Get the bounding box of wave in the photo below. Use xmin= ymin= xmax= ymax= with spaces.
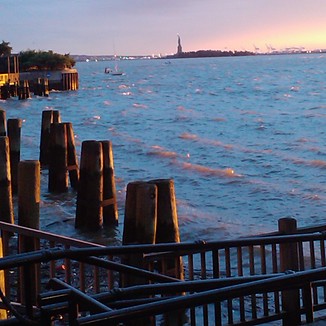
xmin=174 ymin=160 xmax=242 ymax=178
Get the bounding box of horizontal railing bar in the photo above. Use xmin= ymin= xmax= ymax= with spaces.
xmin=93 ymin=274 xmax=282 ymax=302
xmin=261 ymin=224 xmax=326 ymax=237
xmin=81 ymin=256 xmax=179 ymax=283
xmin=76 ymin=267 xmax=326 ymax=325
xmin=0 ymin=222 xmax=104 ymax=248
xmin=48 ymin=278 xmax=112 ymax=313
xmin=1 ymin=222 xmax=326 ymax=260
xmin=0 ymin=229 xmax=325 ymax=271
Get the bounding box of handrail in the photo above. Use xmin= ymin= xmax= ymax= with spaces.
xmin=0 ymin=222 xmax=103 ymax=248
xmin=76 ymin=267 xmax=326 ymax=325
xmin=1 ymin=221 xmax=326 ymax=257
xmin=2 ymin=221 xmax=326 ymax=325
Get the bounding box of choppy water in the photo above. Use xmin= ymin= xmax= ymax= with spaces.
xmin=1 ymin=54 xmax=326 ymax=244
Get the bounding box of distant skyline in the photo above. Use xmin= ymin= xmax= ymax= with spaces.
xmin=1 ymin=1 xmax=326 ymax=56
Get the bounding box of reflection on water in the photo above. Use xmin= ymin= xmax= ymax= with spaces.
xmin=2 ymin=54 xmax=326 ymax=244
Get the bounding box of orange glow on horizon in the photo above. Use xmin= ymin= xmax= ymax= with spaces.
xmin=189 ymin=24 xmax=326 ymax=53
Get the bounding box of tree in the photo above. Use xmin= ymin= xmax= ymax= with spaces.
xmin=0 ymin=41 xmax=12 ymax=56
xmin=19 ymin=50 xmax=76 ymax=71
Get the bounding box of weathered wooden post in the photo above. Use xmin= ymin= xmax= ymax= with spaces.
xmin=40 ymin=110 xmax=52 ymax=166
xmin=135 ymin=183 xmax=157 ymax=244
xmin=0 ymin=109 xmax=6 ymax=136
xmin=43 ymin=78 xmax=49 ymax=96
xmin=48 ymin=123 xmax=68 ymax=192
xmin=100 ymin=141 xmax=118 ymax=225
xmin=149 ymin=178 xmax=183 ymax=280
xmin=52 ymin=110 xmax=61 ymax=124
xmin=18 ymin=160 xmax=40 ymax=229
xmin=18 ymin=160 xmax=40 ymax=313
xmin=7 ymin=118 xmax=22 ymax=194
xmin=39 ymin=110 xmax=61 ymax=166
xmin=0 ymin=237 xmax=7 ymax=319
xmin=75 ymin=141 xmax=103 ymax=230
xmin=65 ymin=122 xmax=79 ymax=189
xmin=122 ymin=181 xmax=157 ymax=288
xmin=122 ymin=181 xmax=143 ymax=245
xmin=278 ymin=217 xmax=301 ymax=325
xmin=0 ymin=137 xmax=14 ymax=224
xmin=149 ymin=179 xmax=181 ymax=243
xmin=18 ymin=80 xmax=30 ymax=100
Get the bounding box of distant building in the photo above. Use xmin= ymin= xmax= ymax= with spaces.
xmin=177 ymin=35 xmax=183 ymax=55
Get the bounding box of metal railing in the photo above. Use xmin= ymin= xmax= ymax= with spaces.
xmin=0 ymin=221 xmax=326 ymax=325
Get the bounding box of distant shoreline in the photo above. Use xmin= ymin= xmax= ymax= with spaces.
xmin=71 ymin=49 xmax=326 ymax=62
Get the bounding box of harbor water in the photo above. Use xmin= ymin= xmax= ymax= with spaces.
xmin=1 ymin=53 xmax=326 ymax=245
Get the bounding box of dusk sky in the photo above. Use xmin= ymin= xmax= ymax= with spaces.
xmin=1 ymin=1 xmax=326 ymax=56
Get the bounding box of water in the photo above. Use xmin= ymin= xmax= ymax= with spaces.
xmin=1 ymin=54 xmax=326 ymax=245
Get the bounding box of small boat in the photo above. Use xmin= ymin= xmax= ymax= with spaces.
xmin=104 ymin=64 xmax=123 ymax=76
xmin=111 ymin=69 xmax=123 ymax=76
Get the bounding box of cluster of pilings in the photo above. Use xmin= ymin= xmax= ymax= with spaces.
xmin=0 ymin=108 xmax=181 ymax=252
xmin=0 ymin=81 xmax=31 ymax=100
xmin=39 ymin=110 xmax=118 ymax=230
xmin=0 ymin=79 xmax=49 ymax=100
xmin=0 ymin=109 xmax=118 ymax=233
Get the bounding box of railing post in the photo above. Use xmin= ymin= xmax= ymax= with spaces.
xmin=302 ymin=283 xmax=313 ymax=324
xmin=278 ymin=217 xmax=301 ymax=325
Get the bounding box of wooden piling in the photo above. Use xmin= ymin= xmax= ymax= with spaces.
xmin=278 ymin=217 xmax=300 ymax=325
xmin=52 ymin=110 xmax=61 ymax=124
xmin=34 ymin=78 xmax=49 ymax=97
xmin=18 ymin=160 xmax=40 ymax=308
xmin=100 ymin=141 xmax=118 ymax=225
xmin=149 ymin=179 xmax=181 ymax=243
xmin=0 ymin=84 xmax=10 ymax=100
xmin=0 ymin=109 xmax=6 ymax=136
xmin=122 ymin=181 xmax=157 ymax=288
xmin=122 ymin=181 xmax=144 ymax=245
xmin=65 ymin=122 xmax=79 ymax=189
xmin=40 ymin=110 xmax=61 ymax=166
xmin=149 ymin=179 xmax=183 ymax=280
xmin=75 ymin=141 xmax=103 ymax=230
xmin=7 ymin=118 xmax=22 ymax=194
xmin=0 ymin=238 xmax=7 ymax=319
xmin=0 ymin=137 xmax=14 ymax=224
xmin=18 ymin=160 xmax=40 ymax=229
xmin=48 ymin=123 xmax=68 ymax=193
xmin=135 ymin=183 xmax=157 ymax=244
xmin=18 ymin=80 xmax=30 ymax=100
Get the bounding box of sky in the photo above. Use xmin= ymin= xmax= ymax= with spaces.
xmin=1 ymin=0 xmax=326 ymax=56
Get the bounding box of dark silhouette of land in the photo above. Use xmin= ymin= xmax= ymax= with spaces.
xmin=165 ymin=49 xmax=255 ymax=59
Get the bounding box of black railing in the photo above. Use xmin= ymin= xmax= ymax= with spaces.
xmin=1 ymin=221 xmax=326 ymax=324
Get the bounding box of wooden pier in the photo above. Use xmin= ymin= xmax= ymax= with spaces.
xmin=0 ymin=55 xmax=78 ymax=100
